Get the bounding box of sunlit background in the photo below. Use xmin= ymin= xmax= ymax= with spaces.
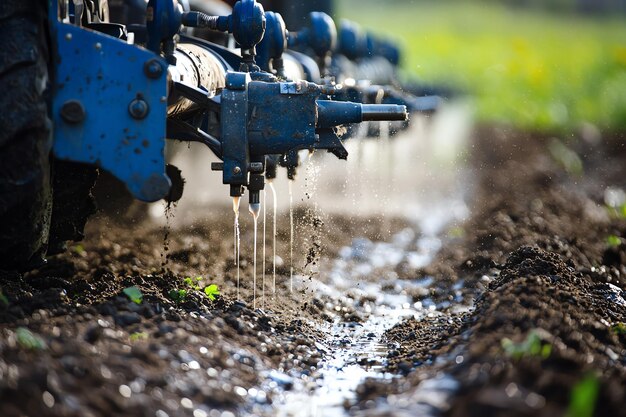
xmin=336 ymin=0 xmax=626 ymax=133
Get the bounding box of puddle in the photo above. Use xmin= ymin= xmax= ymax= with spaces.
xmin=267 ymin=190 xmax=469 ymax=416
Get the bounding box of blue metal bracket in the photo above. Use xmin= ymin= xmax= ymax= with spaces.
xmin=49 ymin=1 xmax=170 ymax=202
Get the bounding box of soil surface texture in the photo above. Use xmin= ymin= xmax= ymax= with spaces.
xmin=0 ymin=125 xmax=625 ymax=417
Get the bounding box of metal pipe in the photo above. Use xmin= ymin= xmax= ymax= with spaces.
xmin=361 ymin=104 xmax=408 ymax=121
xmin=317 ymin=100 xmax=407 ymax=128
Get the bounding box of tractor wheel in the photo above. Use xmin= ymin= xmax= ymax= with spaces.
xmin=0 ymin=0 xmax=53 ymax=270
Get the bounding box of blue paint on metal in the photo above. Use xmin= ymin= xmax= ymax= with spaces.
xmin=146 ymin=0 xmax=182 ymax=54
xmin=49 ymin=1 xmax=170 ymax=202
xmin=288 ymin=12 xmax=337 ymax=59
xmin=231 ymin=0 xmax=266 ymax=50
xmin=220 ymin=71 xmax=251 ymax=193
xmin=257 ymin=11 xmax=287 ymax=73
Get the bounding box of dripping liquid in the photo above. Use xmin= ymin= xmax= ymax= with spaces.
xmin=233 ymin=196 xmax=241 ymax=299
xmin=269 ymin=181 xmax=277 ymax=294
xmin=262 ymin=190 xmax=267 ymax=307
xmin=289 ymin=180 xmax=294 ymax=293
xmin=249 ymin=203 xmax=260 ymax=309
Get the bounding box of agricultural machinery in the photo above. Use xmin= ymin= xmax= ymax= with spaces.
xmin=0 ymin=0 xmax=420 ymax=270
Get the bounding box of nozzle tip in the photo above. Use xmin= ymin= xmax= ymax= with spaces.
xmin=249 ymin=203 xmax=261 ymax=218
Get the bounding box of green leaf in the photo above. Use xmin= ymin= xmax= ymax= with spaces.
xmin=169 ymin=289 xmax=187 ymax=303
xmin=606 ymin=235 xmax=621 ymax=248
xmin=0 ymin=289 xmax=8 ymax=307
xmin=501 ymin=330 xmax=551 ymax=361
xmin=567 ymin=375 xmax=599 ymax=417
xmin=122 ymin=286 xmax=143 ymax=304
xmin=611 ymin=322 xmax=626 ymax=335
xmin=204 ymin=284 xmax=220 ymax=301
xmin=16 ymin=327 xmax=47 ymax=351
xmin=130 ymin=332 xmax=148 ymax=342
xmin=71 ymin=244 xmax=86 ymax=255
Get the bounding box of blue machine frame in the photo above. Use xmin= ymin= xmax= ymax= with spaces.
xmin=49 ymin=0 xmax=171 ymax=202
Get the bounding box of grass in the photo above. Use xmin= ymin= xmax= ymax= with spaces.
xmin=337 ymin=0 xmax=626 ymax=132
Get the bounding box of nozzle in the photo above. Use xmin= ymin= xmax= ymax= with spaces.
xmin=249 ymin=202 xmax=261 ymax=218
xmin=361 ymin=104 xmax=408 ymax=121
xmin=316 ymin=100 xmax=408 ymax=128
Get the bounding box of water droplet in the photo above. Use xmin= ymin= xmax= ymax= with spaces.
xmin=118 ymin=384 xmax=132 ymax=398
xmin=181 ymin=398 xmax=193 ymax=409
xmin=42 ymin=391 xmax=55 ymax=408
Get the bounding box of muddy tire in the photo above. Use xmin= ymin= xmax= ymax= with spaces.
xmin=0 ymin=0 xmax=52 ymax=269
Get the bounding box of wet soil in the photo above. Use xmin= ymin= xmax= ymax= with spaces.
xmin=0 ymin=125 xmax=625 ymax=417
xmin=355 ymin=127 xmax=626 ymax=417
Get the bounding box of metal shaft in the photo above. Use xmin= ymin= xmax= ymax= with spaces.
xmin=361 ymin=104 xmax=408 ymax=121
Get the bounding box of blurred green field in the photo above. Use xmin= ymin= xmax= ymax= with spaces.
xmin=337 ymin=0 xmax=626 ymax=132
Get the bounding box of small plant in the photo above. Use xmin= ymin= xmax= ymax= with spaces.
xmin=170 ymin=277 xmax=219 ymax=303
xmin=606 ymin=203 xmax=626 ymax=220
xmin=0 ymin=289 xmax=8 ymax=307
xmin=169 ymin=288 xmax=188 ymax=304
xmin=129 ymin=332 xmax=148 ymax=342
xmin=566 ymin=374 xmax=599 ymax=417
xmin=606 ymin=235 xmax=621 ymax=248
xmin=15 ymin=327 xmax=47 ymax=351
xmin=122 ymin=286 xmax=143 ymax=304
xmin=611 ymin=322 xmax=626 ymax=335
xmin=183 ymin=276 xmax=203 ymax=291
xmin=204 ymin=284 xmax=220 ymax=301
xmin=71 ymin=244 xmax=86 ymax=255
xmin=501 ymin=330 xmax=552 ymax=360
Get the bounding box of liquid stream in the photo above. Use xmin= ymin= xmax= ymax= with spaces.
xmin=269 ymin=181 xmax=277 ymax=294
xmin=233 ymin=196 xmax=241 ymax=299
xmin=262 ymin=190 xmax=267 ymax=307
xmin=249 ymin=203 xmax=260 ymax=309
xmin=289 ymin=180 xmax=294 ymax=293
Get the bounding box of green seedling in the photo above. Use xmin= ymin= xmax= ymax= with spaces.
xmin=566 ymin=375 xmax=599 ymax=417
xmin=129 ymin=332 xmax=148 ymax=342
xmin=447 ymin=226 xmax=465 ymax=239
xmin=605 ymin=203 xmax=626 ymax=220
xmin=204 ymin=284 xmax=220 ymax=301
xmin=15 ymin=327 xmax=47 ymax=351
xmin=501 ymin=330 xmax=552 ymax=360
xmin=169 ymin=289 xmax=188 ymax=304
xmin=606 ymin=235 xmax=621 ymax=248
xmin=183 ymin=276 xmax=203 ymax=291
xmin=0 ymin=289 xmax=8 ymax=307
xmin=611 ymin=322 xmax=626 ymax=335
xmin=71 ymin=244 xmax=86 ymax=255
xmin=122 ymin=286 xmax=143 ymax=304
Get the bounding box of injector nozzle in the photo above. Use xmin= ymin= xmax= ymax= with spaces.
xmin=317 ymin=100 xmax=408 ymax=128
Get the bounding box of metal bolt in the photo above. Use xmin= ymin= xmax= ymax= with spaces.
xmin=95 ymin=42 xmax=102 ymax=50
xmin=65 ymin=33 xmax=72 ymax=41
xmin=60 ymin=100 xmax=85 ymax=124
xmin=128 ymin=99 xmax=149 ymax=120
xmin=233 ymin=166 xmax=242 ymax=174
xmin=144 ymin=58 xmax=164 ymax=79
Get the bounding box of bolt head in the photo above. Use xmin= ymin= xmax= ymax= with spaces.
xmin=144 ymin=59 xmax=164 ymax=79
xmin=233 ymin=166 xmax=242 ymax=174
xmin=128 ymin=99 xmax=149 ymax=120
xmin=60 ymin=100 xmax=85 ymax=124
